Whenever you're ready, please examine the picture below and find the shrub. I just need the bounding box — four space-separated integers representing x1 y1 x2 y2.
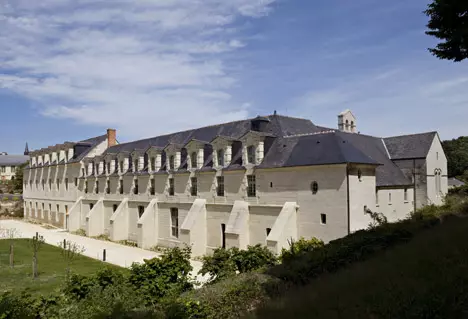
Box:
268 218 440 285
231 245 277 273
279 237 324 264
199 248 237 284
128 246 194 305
200 245 278 284
71 229 86 236
0 292 34 319
176 273 284 319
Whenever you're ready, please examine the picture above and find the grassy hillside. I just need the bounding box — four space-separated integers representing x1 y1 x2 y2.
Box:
0 239 123 294
253 215 468 319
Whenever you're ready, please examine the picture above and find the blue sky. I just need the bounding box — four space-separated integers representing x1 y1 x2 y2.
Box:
1 0 467 154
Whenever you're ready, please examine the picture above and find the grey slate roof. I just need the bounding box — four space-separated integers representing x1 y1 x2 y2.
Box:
383 132 437 160
103 115 321 155
68 135 108 163
448 178 466 187
0 155 29 166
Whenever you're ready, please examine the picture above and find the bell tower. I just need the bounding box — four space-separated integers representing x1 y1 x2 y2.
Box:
338 110 357 133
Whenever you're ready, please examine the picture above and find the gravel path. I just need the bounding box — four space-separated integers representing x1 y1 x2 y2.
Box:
0 219 206 282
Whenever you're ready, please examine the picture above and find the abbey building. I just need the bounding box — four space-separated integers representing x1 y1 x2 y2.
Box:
22 111 448 256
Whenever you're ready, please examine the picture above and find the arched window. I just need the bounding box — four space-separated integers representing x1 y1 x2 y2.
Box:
311 181 319 194
191 152 197 168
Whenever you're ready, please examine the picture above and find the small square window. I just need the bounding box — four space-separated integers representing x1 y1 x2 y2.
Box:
320 214 327 225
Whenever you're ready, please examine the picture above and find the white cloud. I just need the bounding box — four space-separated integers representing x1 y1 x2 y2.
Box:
291 65 468 139
0 0 276 140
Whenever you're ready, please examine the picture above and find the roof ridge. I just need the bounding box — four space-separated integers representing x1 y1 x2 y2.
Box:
384 131 437 139
284 130 336 138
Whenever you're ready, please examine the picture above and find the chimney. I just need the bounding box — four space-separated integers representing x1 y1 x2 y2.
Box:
107 129 117 148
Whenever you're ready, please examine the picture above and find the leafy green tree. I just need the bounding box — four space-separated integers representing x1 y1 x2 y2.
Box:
425 0 468 62
442 136 468 181
128 246 194 305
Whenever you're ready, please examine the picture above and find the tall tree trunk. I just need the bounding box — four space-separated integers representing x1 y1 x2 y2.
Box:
9 243 14 268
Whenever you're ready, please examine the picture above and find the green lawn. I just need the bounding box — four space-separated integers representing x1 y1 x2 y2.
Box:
254 216 468 319
0 239 124 294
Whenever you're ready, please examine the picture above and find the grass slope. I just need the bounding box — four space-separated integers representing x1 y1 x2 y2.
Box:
254 216 468 319
0 239 123 294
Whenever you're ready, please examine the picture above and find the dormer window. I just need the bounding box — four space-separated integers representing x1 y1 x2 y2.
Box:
150 157 156 171
107 161 111 174
247 145 256 164
191 152 197 169
120 160 124 173
217 149 225 166
134 159 139 172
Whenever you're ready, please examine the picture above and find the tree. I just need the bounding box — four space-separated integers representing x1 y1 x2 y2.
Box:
58 239 85 279
29 233 45 278
425 0 468 62
11 162 27 194
442 136 468 181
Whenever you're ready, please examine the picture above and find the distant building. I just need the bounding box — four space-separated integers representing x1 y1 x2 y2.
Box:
448 177 466 189
23 111 448 256
0 144 29 181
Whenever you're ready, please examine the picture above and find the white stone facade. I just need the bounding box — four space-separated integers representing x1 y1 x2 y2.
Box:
23 114 448 256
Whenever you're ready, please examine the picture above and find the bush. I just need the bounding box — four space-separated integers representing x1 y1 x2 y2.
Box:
0 292 34 319
200 245 277 284
71 229 86 236
176 273 284 319
279 237 324 264
128 246 194 305
268 218 440 285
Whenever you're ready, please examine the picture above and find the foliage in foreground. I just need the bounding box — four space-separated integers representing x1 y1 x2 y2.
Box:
425 0 468 62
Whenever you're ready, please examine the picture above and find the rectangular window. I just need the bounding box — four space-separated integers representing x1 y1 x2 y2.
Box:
82 168 85 177
217 176 225 196
95 181 99 194
85 181 88 194
320 214 327 225
119 180 124 194
0 166 5 173
65 178 69 191
56 179 60 191
150 157 155 171
90 203 94 211
120 161 124 173
107 162 111 174
247 175 256 197
106 180 110 194
191 152 198 169
217 149 224 166
169 156 175 171
75 178 78 187
404 188 408 201
169 178 175 196
150 178 155 195
376 191 379 205
389 192 392 204
113 204 118 212
190 177 198 196
266 228 272 236
247 145 256 164
221 223 226 249
65 205 68 215
56 204 60 214
138 206 145 218
134 159 139 172
42 179 45 190
134 179 139 195
171 208 179 238
49 179 52 190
